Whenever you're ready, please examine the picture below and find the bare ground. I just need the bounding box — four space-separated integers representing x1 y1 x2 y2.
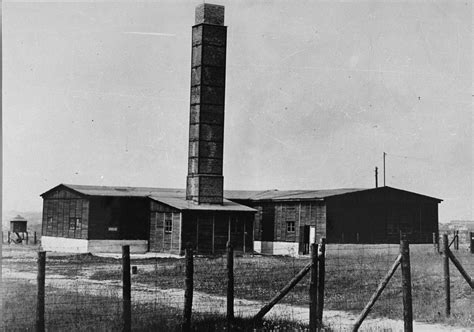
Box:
2 264 470 332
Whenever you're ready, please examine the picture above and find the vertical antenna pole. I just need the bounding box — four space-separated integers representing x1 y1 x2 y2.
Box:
383 152 386 186
375 167 378 188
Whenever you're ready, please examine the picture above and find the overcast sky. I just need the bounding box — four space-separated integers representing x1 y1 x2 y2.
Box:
3 0 472 222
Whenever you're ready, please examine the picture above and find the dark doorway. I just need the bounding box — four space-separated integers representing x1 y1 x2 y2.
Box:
261 205 275 241
299 225 310 255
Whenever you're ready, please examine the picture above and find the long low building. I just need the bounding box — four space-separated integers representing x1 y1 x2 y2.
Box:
40 184 441 255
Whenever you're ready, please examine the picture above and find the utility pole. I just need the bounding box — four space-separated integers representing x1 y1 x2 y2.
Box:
383 152 386 186
375 167 378 188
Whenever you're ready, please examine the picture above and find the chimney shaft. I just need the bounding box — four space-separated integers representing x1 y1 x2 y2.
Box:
186 4 226 204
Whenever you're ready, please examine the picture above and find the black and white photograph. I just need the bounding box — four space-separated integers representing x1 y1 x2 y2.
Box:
1 1 472 331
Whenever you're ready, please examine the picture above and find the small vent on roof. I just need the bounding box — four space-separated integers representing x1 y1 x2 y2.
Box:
115 188 129 192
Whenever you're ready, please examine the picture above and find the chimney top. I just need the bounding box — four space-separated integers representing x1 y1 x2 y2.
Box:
195 3 225 26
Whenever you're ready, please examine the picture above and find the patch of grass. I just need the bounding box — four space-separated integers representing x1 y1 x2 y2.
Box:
1 280 318 331
3 245 473 328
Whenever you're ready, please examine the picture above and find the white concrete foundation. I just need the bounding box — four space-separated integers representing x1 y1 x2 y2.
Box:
88 240 148 253
254 241 299 257
41 236 148 254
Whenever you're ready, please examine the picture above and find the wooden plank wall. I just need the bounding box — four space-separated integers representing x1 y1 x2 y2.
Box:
88 197 149 240
180 212 254 255
149 201 181 254
253 201 326 243
325 189 439 244
41 188 89 239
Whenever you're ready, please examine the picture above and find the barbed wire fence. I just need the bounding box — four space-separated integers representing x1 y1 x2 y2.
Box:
1 234 473 331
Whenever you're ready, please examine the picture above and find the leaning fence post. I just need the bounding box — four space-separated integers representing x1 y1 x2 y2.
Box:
309 243 318 332
317 238 326 326
400 239 413 332
442 234 451 317
36 251 46 332
122 245 131 332
183 246 194 332
227 241 234 329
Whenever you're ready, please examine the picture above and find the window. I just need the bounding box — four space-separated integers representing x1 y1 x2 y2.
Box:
47 217 53 229
69 218 81 231
287 221 295 232
165 213 173 233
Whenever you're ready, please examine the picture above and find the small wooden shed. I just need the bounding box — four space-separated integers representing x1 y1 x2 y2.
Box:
10 215 27 233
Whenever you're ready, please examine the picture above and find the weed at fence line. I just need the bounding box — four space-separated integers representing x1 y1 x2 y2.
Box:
1 280 327 332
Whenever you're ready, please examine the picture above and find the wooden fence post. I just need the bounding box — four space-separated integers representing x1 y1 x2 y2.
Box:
254 262 312 322
352 254 401 332
309 243 318 332
36 251 46 332
182 246 194 332
34 232 37 245
8 231 10 244
400 239 413 332
446 250 474 288
433 232 439 254
442 234 450 317
122 245 131 332
470 232 474 254
317 238 326 326
227 241 234 330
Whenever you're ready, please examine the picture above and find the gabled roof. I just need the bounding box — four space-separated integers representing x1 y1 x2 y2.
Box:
11 215 27 222
148 195 256 212
41 184 255 212
224 188 366 201
42 184 181 198
41 184 442 204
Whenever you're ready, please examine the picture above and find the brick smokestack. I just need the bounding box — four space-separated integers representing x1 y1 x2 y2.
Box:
186 4 226 204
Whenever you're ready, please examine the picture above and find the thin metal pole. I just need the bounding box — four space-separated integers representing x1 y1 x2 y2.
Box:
375 167 378 188
383 152 386 186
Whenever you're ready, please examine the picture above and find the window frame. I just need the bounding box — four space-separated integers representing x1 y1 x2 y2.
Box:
164 213 173 233
286 220 296 233
69 217 81 231
47 217 53 229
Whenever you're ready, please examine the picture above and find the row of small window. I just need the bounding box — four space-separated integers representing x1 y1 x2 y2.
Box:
46 217 82 231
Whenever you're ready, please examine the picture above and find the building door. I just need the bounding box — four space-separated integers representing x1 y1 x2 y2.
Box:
261 205 274 241
299 225 310 255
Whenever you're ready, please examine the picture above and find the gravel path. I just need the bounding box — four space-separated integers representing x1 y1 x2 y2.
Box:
3 268 470 331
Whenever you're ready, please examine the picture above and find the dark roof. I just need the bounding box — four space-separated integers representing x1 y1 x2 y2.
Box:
148 195 255 212
42 184 442 204
48 184 180 197
10 215 27 222
43 184 255 212
224 188 366 201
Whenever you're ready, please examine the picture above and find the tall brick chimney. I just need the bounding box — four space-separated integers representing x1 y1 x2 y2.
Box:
186 4 226 204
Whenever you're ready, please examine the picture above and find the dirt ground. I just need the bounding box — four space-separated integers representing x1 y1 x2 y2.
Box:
1 245 472 331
